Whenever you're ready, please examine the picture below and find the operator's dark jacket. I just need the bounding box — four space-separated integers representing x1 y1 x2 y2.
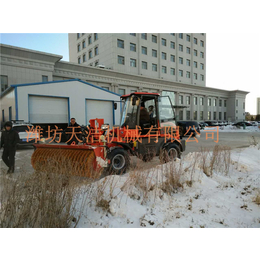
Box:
1 122 20 149
65 122 82 144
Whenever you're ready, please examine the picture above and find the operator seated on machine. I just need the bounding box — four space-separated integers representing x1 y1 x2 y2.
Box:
139 103 150 134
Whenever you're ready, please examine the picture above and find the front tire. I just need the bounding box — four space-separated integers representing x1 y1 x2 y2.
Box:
160 143 181 163
107 149 130 175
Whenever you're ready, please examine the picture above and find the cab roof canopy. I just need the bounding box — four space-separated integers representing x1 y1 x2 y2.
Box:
121 92 160 98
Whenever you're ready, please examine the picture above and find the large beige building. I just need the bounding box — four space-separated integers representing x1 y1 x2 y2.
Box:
1 43 248 124
257 97 260 115
69 33 206 87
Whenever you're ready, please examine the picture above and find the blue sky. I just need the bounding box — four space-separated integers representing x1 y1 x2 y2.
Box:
0 33 69 61
1 33 260 114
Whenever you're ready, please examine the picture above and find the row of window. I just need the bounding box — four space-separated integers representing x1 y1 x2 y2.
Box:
77 33 98 41
130 33 205 46
118 39 205 58
178 95 227 107
179 111 227 121
78 47 99 64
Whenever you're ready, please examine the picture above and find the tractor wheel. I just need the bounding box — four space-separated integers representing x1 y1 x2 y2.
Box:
107 149 130 175
160 143 181 163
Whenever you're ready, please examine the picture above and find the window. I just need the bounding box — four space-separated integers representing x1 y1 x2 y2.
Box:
186 71 190 78
42 75 48 82
179 57 183 64
200 97 204 105
142 61 147 69
186 59 190 66
208 98 212 106
130 43 136 52
170 41 175 49
219 99 222 107
208 111 211 120
77 33 80 39
186 47 190 54
200 52 204 58
161 38 166 46
152 64 157 71
224 112 227 120
1 75 8 92
179 70 183 77
200 63 204 70
186 96 190 105
170 33 175 36
194 61 197 68
88 35 92 45
171 55 175 62
162 66 167 73
179 33 183 39
152 35 157 43
118 89 125 95
194 111 197 120
194 37 197 44
243 102 245 109
186 111 190 120
213 111 217 120
118 55 125 65
95 46 98 56
224 100 227 107
89 50 93 59
77 44 81 52
142 46 147 55
162 52 167 60
179 95 183 104
170 68 175 75
179 110 183 120
186 35 190 42
78 57 81 64
200 74 204 81
194 97 198 105
219 112 222 120
152 49 157 57
200 40 204 47
236 99 238 106
130 58 136 67
194 49 197 56
179 44 183 51
141 33 147 40
214 99 217 106
200 111 204 120
94 33 98 41
194 73 197 80
83 54 86 62
117 39 124 48
130 33 136 36
82 41 86 49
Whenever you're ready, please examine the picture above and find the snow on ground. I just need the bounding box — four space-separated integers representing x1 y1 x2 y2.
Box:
75 145 260 228
204 125 260 133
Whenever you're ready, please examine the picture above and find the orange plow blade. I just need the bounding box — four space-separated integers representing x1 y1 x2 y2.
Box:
31 144 102 178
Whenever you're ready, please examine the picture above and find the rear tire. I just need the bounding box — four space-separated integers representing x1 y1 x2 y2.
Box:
160 143 181 163
107 149 130 175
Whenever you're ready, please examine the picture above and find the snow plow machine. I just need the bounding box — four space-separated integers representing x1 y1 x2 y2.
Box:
31 93 186 178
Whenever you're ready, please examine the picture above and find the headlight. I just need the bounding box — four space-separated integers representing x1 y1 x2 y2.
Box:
101 124 109 130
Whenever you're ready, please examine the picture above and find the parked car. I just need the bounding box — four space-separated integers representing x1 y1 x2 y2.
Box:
232 121 252 127
177 121 200 137
251 121 258 126
204 121 218 127
199 122 208 129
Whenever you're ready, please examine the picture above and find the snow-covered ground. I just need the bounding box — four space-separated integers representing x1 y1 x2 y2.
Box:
203 125 260 133
75 145 260 228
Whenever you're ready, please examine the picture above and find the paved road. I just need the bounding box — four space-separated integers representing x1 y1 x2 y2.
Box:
1 131 259 174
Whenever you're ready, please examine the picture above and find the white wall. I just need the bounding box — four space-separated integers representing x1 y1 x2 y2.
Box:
15 80 121 125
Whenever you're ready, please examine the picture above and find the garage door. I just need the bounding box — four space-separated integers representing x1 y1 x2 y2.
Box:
29 96 69 123
86 100 113 126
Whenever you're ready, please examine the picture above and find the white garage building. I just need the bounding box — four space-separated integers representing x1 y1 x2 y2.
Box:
1 79 121 128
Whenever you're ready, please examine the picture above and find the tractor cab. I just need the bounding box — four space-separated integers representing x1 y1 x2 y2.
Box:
120 92 176 133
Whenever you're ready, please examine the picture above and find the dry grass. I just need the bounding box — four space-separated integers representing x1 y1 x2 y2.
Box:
0 162 88 228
